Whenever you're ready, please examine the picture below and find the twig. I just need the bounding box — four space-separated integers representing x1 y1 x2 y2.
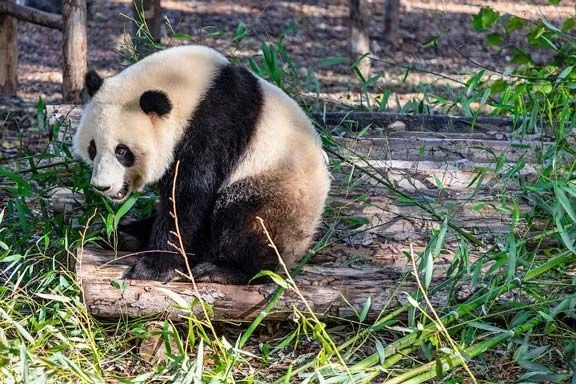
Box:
408 244 478 384
165 160 222 350
256 216 355 383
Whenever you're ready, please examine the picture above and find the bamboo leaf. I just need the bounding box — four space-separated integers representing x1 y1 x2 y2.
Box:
113 195 138 228
555 186 576 223
252 270 289 288
359 296 372 322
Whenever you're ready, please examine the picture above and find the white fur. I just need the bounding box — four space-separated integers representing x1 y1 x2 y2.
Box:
74 45 330 207
226 79 331 229
74 46 228 200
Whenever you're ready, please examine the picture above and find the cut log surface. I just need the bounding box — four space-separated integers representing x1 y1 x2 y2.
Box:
78 248 448 321
47 105 543 320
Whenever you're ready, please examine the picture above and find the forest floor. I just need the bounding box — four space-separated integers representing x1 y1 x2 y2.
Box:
13 0 573 104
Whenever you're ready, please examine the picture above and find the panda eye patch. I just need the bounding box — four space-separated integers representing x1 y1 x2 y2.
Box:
88 140 97 160
115 144 135 167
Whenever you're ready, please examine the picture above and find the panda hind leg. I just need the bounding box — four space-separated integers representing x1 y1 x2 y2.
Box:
193 175 309 285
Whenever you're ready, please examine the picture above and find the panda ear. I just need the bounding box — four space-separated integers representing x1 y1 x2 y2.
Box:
85 70 103 97
140 90 172 117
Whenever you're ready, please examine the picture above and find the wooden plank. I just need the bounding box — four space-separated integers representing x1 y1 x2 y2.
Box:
77 248 449 321
53 106 536 135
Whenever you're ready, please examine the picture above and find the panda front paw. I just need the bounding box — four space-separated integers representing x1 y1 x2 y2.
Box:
123 253 184 283
192 262 251 285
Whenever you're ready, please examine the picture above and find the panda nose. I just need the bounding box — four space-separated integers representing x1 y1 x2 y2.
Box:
92 184 111 192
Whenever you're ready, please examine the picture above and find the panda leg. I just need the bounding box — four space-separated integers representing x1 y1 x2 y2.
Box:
192 175 308 285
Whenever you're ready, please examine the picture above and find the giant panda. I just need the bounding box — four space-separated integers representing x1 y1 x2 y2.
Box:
73 45 331 284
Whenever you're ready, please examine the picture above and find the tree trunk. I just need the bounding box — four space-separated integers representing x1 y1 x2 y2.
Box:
349 0 371 80
0 0 18 97
62 0 87 103
383 0 401 42
132 0 162 58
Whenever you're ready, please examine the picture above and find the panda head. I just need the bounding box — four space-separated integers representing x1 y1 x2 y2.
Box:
73 70 174 203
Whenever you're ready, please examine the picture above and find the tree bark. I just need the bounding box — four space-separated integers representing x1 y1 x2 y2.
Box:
0 1 63 30
62 0 87 103
383 0 401 42
132 0 163 58
0 0 18 97
349 0 371 79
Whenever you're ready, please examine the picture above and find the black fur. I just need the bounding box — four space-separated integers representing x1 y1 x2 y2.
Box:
85 70 103 97
193 175 295 284
140 90 173 116
88 139 96 160
115 144 135 167
117 215 157 245
123 64 265 283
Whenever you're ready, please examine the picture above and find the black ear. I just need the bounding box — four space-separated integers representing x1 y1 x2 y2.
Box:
85 70 104 97
140 90 172 116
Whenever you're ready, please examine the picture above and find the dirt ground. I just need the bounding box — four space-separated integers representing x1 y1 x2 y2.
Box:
14 0 574 105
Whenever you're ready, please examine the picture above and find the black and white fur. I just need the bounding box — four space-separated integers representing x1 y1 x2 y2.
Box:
74 45 330 284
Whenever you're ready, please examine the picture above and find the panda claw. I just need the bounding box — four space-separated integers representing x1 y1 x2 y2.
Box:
192 262 251 285
122 253 182 282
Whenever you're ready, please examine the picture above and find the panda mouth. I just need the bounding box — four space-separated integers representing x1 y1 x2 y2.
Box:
110 183 130 201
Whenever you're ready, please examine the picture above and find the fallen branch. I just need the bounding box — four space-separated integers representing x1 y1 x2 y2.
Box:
0 2 63 30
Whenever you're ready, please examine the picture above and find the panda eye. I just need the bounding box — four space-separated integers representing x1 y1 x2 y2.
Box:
88 140 97 161
115 144 135 167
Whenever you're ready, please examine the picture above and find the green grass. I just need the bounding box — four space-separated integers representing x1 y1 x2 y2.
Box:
2 6 576 383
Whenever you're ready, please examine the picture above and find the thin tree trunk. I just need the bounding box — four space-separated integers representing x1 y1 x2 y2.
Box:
0 0 18 97
383 0 401 42
62 0 87 103
349 0 371 79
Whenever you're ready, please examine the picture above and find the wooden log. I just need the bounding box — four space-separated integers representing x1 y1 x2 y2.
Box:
0 1 63 30
313 112 552 136
331 159 537 195
336 136 548 163
77 248 448 321
51 106 535 136
45 104 541 320
62 0 87 103
349 0 371 79
0 0 18 97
